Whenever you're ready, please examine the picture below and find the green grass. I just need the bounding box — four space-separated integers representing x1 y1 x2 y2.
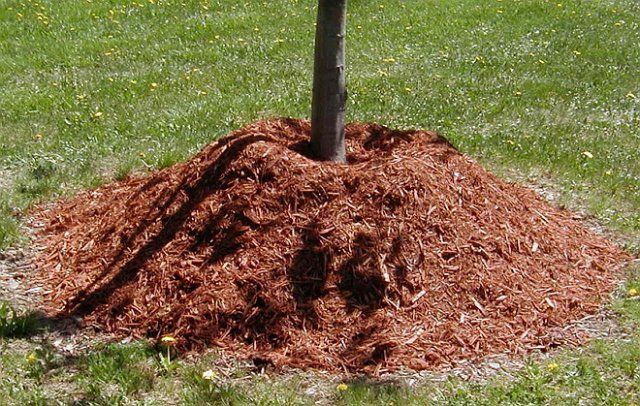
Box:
0 0 638 248
75 342 158 404
0 0 639 404
0 302 38 338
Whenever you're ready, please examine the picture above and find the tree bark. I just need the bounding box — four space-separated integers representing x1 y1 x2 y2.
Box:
311 0 347 163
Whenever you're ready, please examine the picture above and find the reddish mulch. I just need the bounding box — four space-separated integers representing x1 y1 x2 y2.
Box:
32 118 631 374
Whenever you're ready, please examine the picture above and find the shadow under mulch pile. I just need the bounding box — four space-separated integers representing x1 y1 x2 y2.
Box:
32 118 631 373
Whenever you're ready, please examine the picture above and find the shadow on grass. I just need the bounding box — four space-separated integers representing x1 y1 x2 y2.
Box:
0 302 42 338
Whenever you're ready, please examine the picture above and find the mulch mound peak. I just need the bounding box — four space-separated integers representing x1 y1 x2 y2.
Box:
33 118 630 374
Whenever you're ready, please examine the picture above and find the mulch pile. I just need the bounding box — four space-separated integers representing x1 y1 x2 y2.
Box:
32 118 631 373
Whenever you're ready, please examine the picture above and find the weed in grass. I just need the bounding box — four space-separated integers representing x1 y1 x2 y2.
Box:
179 358 313 406
0 302 38 338
335 380 425 406
181 367 247 405
613 266 640 323
24 341 64 381
0 347 54 406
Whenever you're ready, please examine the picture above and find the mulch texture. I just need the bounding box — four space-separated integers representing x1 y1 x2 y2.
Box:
32 118 631 373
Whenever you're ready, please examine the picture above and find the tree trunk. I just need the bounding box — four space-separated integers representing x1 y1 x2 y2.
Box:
311 0 347 163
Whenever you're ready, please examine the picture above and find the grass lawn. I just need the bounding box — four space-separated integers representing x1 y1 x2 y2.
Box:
0 0 638 404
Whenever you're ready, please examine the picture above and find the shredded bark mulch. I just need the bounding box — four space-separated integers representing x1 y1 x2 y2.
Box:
32 118 631 373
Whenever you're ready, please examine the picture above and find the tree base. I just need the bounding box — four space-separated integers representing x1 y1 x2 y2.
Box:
32 118 630 373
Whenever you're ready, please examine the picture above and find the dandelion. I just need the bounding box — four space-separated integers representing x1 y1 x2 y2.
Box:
202 369 217 380
382 57 396 63
626 93 636 100
92 111 103 119
26 353 38 364
581 151 593 159
34 133 43 140
337 383 348 391
546 362 560 372
160 335 177 345
629 288 639 297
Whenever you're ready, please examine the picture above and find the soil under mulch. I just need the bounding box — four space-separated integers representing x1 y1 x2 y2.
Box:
32 118 631 374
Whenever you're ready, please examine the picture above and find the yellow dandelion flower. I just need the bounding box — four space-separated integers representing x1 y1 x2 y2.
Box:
628 288 639 297
546 362 560 372
160 335 177 345
26 353 38 364
337 383 348 391
626 93 636 100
